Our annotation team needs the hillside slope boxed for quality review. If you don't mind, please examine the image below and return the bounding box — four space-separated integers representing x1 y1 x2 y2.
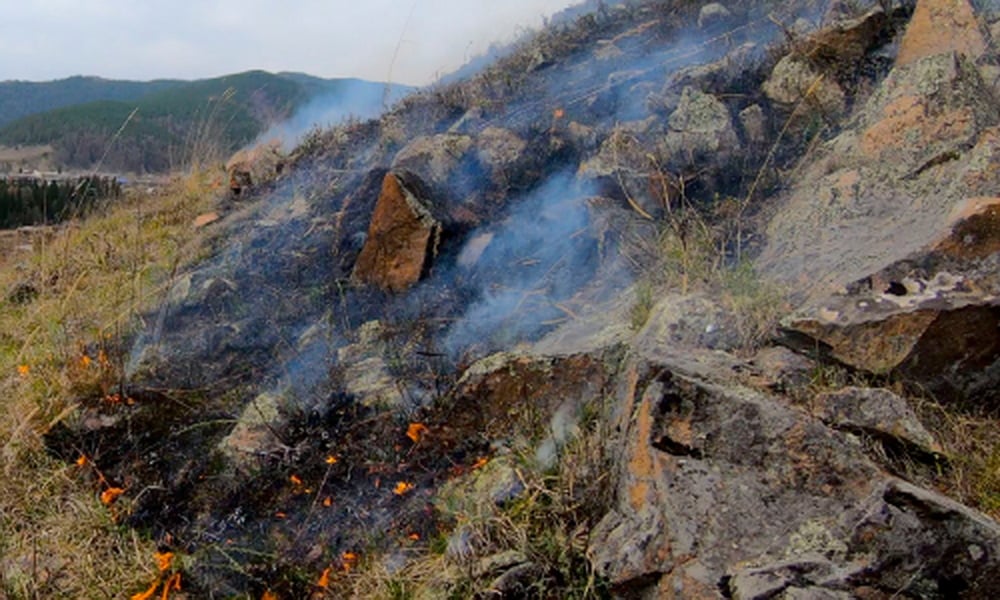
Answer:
3 0 1000 598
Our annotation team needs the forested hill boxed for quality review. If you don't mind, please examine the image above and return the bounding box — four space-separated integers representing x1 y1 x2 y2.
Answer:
0 75 183 128
0 71 411 173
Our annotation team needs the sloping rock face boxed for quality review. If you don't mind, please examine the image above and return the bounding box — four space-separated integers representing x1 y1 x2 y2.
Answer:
352 171 441 292
758 0 1000 407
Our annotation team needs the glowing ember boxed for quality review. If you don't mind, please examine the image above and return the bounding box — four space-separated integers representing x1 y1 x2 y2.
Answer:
100 487 125 506
406 422 428 443
393 481 415 496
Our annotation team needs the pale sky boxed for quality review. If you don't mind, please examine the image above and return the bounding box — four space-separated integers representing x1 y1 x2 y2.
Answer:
0 0 578 85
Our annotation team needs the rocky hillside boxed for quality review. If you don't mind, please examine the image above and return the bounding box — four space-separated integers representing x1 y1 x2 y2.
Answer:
8 0 1000 598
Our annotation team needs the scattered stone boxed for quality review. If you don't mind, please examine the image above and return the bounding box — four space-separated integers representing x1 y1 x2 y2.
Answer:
815 386 941 455
352 172 441 293
749 345 815 391
698 3 733 30
486 562 544 597
660 86 741 169
739 104 768 145
473 550 529 579
762 55 846 114
218 392 286 472
193 212 220 229
6 282 38 305
808 6 889 65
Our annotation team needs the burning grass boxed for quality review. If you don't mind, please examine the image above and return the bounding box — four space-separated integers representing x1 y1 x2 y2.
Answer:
0 170 219 598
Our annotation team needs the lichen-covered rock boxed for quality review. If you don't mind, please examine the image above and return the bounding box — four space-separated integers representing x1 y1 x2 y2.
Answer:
633 292 742 351
218 392 286 472
762 55 846 114
815 386 941 455
335 321 405 409
758 4 1000 410
664 86 739 153
352 171 441 292
896 0 988 66
585 351 1000 599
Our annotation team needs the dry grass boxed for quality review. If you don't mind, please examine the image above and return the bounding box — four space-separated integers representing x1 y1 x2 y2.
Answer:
0 170 219 598
912 399 1000 520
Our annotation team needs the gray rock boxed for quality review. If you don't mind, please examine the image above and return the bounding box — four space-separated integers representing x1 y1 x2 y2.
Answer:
634 292 742 351
336 321 405 409
218 392 287 472
475 126 526 185
473 550 528 578
391 133 480 199
749 346 815 391
698 3 733 30
762 55 845 114
739 104 768 145
816 386 941 455
660 86 740 169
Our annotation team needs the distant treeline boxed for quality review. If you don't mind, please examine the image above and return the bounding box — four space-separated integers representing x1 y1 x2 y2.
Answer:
0 175 122 229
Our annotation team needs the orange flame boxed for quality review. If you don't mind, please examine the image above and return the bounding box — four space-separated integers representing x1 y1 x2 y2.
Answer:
393 481 415 496
317 566 332 588
341 551 358 572
154 551 174 573
406 423 428 443
100 487 125 506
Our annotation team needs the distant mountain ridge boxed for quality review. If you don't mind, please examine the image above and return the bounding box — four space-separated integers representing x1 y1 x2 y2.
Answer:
0 72 413 173
0 75 184 128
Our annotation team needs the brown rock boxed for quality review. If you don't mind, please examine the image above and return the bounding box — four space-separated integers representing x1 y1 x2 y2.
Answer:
352 172 441 293
896 0 988 67
809 6 889 65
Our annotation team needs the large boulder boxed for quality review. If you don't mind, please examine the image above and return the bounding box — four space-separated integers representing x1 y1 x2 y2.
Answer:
779 197 1000 406
584 351 1000 598
352 171 442 293
757 0 1000 405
